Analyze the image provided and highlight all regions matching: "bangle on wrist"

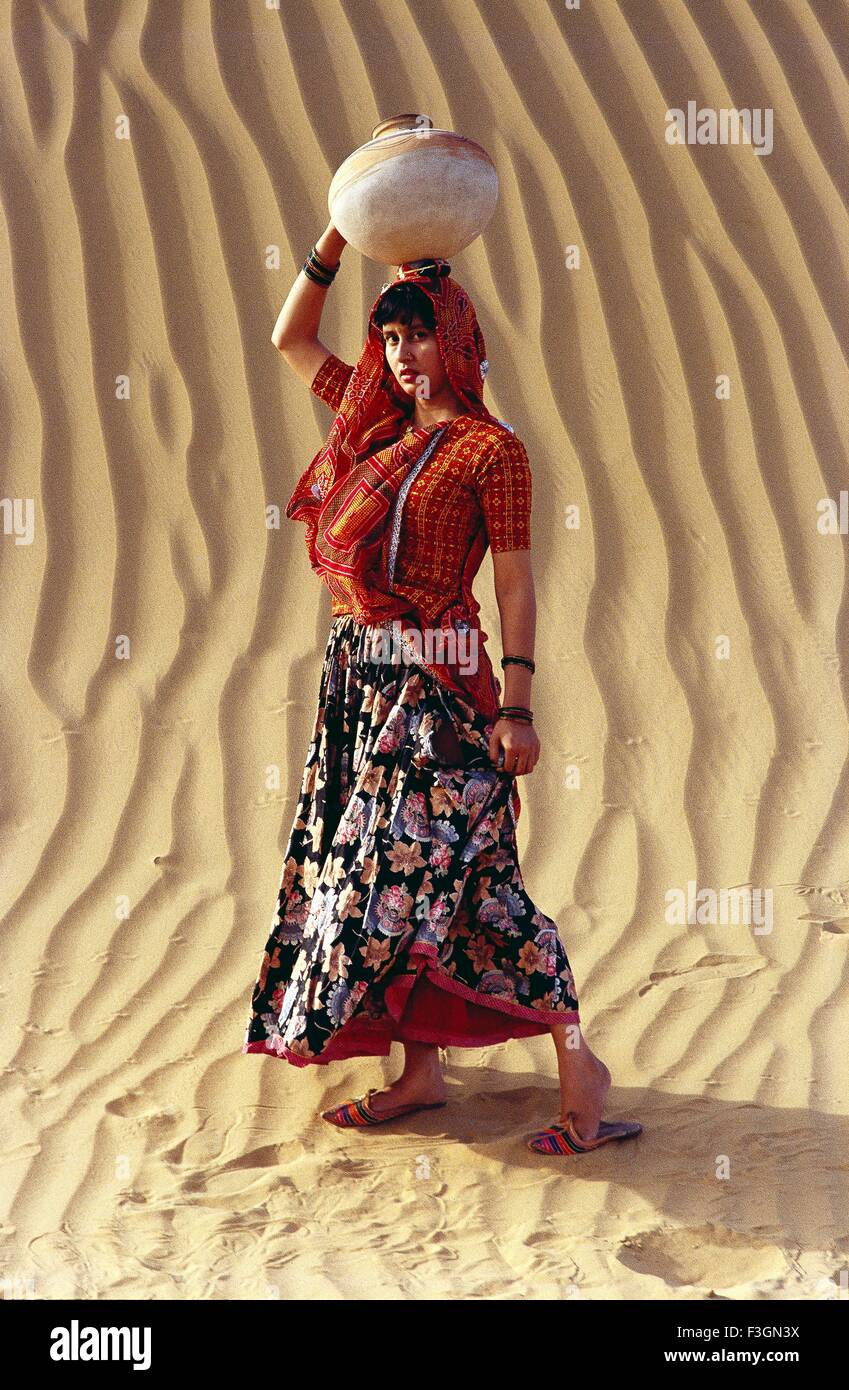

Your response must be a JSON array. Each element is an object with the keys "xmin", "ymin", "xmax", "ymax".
[
  {"xmin": 498, "ymin": 705, "xmax": 533, "ymax": 724},
  {"xmin": 500, "ymin": 654, "xmax": 535, "ymax": 674},
  {"xmin": 311, "ymin": 245, "xmax": 341, "ymax": 273},
  {"xmin": 303, "ymin": 244, "xmax": 340, "ymax": 287}
]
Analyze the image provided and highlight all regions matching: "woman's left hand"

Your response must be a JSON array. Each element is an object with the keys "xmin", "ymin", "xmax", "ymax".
[{"xmin": 488, "ymin": 718, "xmax": 540, "ymax": 776}]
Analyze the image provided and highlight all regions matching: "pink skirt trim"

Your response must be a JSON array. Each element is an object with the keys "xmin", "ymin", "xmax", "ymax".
[{"xmin": 241, "ymin": 942, "xmax": 580, "ymax": 1068}]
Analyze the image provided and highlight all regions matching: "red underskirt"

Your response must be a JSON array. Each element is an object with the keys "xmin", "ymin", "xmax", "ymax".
[{"xmin": 242, "ymin": 944, "xmax": 579, "ymax": 1068}]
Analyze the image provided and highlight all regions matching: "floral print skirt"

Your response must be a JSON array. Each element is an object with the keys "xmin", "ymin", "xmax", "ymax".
[{"xmin": 241, "ymin": 614, "xmax": 580, "ymax": 1068}]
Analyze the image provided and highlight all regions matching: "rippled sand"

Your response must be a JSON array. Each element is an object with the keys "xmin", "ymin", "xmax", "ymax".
[{"xmin": 1, "ymin": 0, "xmax": 848, "ymax": 1300}]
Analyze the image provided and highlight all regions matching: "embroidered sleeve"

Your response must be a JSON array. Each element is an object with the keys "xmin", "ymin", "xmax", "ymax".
[
  {"xmin": 474, "ymin": 433, "xmax": 532, "ymax": 551},
  {"xmin": 310, "ymin": 351, "xmax": 355, "ymax": 411}
]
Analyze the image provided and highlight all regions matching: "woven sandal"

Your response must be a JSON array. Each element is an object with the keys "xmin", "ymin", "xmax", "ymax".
[
  {"xmin": 321, "ymin": 1086, "xmax": 448, "ymax": 1128},
  {"xmin": 527, "ymin": 1114, "xmax": 642, "ymax": 1155}
]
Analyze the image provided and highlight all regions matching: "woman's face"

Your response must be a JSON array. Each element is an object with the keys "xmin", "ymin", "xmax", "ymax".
[{"xmin": 380, "ymin": 313, "xmax": 449, "ymax": 402}]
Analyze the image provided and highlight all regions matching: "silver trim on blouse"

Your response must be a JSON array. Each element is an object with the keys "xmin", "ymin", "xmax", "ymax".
[{"xmin": 386, "ymin": 424, "xmax": 449, "ymax": 589}]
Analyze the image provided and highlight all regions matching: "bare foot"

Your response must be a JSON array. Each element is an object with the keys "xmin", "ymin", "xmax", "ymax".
[
  {"xmin": 367, "ymin": 1075, "xmax": 448, "ymax": 1114},
  {"xmin": 559, "ymin": 1058, "xmax": 611, "ymax": 1141}
]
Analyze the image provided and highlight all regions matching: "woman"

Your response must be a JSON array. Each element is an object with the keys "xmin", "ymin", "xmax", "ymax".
[{"xmin": 241, "ymin": 221, "xmax": 642, "ymax": 1156}]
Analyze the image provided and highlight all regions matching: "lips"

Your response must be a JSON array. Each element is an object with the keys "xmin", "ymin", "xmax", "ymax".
[{"xmin": 400, "ymin": 369, "xmax": 417, "ymax": 379}]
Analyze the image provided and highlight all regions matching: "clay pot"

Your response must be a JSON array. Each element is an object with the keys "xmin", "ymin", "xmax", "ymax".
[{"xmin": 328, "ymin": 114, "xmax": 499, "ymax": 265}]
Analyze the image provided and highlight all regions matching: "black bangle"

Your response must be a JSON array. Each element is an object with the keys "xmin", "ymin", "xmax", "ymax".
[
  {"xmin": 309, "ymin": 245, "xmax": 341, "ymax": 274},
  {"xmin": 303, "ymin": 246, "xmax": 339, "ymax": 287},
  {"xmin": 501, "ymin": 655, "xmax": 535, "ymax": 673},
  {"xmin": 498, "ymin": 706, "xmax": 533, "ymax": 723},
  {"xmin": 303, "ymin": 262, "xmax": 333, "ymax": 287}
]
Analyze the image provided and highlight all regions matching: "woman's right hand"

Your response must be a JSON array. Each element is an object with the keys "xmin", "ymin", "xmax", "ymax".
[{"xmin": 271, "ymin": 221, "xmax": 346, "ymax": 370}]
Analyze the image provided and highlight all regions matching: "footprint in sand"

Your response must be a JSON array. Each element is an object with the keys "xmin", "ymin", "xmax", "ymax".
[{"xmin": 616, "ymin": 1222, "xmax": 790, "ymax": 1290}]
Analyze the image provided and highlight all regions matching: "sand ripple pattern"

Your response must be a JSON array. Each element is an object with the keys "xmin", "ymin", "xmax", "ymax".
[{"xmin": 0, "ymin": 0, "xmax": 847, "ymax": 1299}]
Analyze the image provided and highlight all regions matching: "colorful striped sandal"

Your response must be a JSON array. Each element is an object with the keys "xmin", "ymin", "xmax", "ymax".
[
  {"xmin": 527, "ymin": 1114, "xmax": 642, "ymax": 1155},
  {"xmin": 321, "ymin": 1086, "xmax": 448, "ymax": 1128}
]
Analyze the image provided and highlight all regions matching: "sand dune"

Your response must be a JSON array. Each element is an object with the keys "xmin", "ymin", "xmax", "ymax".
[{"xmin": 1, "ymin": 0, "xmax": 848, "ymax": 1299}]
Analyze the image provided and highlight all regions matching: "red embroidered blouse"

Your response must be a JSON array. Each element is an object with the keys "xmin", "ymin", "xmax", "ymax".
[{"xmin": 308, "ymin": 352, "xmax": 532, "ymax": 620}]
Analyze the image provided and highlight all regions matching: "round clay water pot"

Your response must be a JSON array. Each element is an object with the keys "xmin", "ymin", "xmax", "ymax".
[{"xmin": 328, "ymin": 114, "xmax": 499, "ymax": 265}]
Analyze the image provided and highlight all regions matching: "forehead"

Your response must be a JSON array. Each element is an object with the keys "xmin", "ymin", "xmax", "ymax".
[{"xmin": 380, "ymin": 313, "xmax": 430, "ymax": 332}]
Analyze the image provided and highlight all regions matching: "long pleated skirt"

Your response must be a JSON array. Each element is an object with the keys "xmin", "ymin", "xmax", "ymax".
[{"xmin": 241, "ymin": 614, "xmax": 580, "ymax": 1068}]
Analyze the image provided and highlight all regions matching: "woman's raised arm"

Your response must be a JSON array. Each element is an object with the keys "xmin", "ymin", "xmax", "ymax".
[{"xmin": 272, "ymin": 220, "xmax": 348, "ymax": 388}]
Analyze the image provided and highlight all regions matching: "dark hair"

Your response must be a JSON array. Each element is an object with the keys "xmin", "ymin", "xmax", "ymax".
[{"xmin": 373, "ymin": 282, "xmax": 436, "ymax": 330}]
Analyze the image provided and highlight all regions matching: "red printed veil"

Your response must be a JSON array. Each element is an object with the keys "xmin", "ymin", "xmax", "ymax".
[{"xmin": 285, "ymin": 259, "xmax": 506, "ymax": 722}]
